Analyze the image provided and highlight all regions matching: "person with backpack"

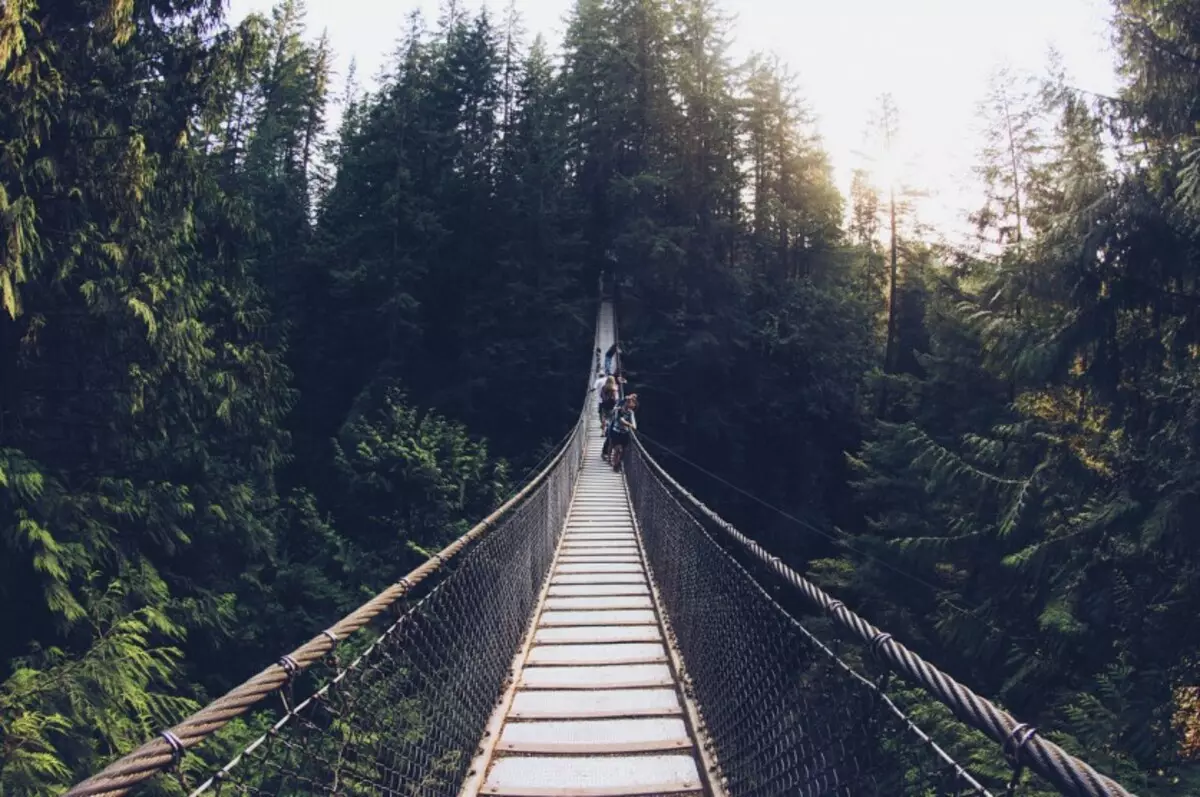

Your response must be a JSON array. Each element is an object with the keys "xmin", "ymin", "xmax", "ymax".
[
  {"xmin": 598, "ymin": 375, "xmax": 620, "ymax": 435},
  {"xmin": 606, "ymin": 393, "xmax": 638, "ymax": 472}
]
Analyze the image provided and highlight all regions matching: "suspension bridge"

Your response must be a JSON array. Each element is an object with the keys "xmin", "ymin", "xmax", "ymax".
[{"xmin": 65, "ymin": 302, "xmax": 1135, "ymax": 797}]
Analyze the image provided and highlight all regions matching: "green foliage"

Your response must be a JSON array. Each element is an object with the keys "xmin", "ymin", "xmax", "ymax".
[
  {"xmin": 330, "ymin": 380, "xmax": 509, "ymax": 594},
  {"xmin": 829, "ymin": 4, "xmax": 1200, "ymax": 788},
  {"xmin": 0, "ymin": 0, "xmax": 515, "ymax": 785},
  {"xmin": 0, "ymin": 577, "xmax": 199, "ymax": 795},
  {"xmin": 5, "ymin": 0, "xmax": 1199, "ymax": 792}
]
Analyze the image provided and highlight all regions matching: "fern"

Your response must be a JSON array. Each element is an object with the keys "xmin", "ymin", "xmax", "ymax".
[{"xmin": 0, "ymin": 577, "xmax": 198, "ymax": 795}]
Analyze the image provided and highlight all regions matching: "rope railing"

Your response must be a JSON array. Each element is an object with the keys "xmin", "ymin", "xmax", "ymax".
[
  {"xmin": 65, "ymin": 414, "xmax": 585, "ymax": 797},
  {"xmin": 65, "ymin": 289, "xmax": 1136, "ymax": 797},
  {"xmin": 626, "ymin": 433, "xmax": 1136, "ymax": 797},
  {"xmin": 65, "ymin": 313, "xmax": 604, "ymax": 797},
  {"xmin": 625, "ymin": 440, "xmax": 992, "ymax": 796}
]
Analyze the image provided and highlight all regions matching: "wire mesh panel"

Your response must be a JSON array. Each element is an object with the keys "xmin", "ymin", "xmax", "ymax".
[
  {"xmin": 187, "ymin": 417, "xmax": 587, "ymax": 797},
  {"xmin": 624, "ymin": 442, "xmax": 992, "ymax": 797}
]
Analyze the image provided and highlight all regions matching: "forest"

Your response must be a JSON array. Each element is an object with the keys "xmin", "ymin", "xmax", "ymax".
[{"xmin": 2, "ymin": 0, "xmax": 1200, "ymax": 792}]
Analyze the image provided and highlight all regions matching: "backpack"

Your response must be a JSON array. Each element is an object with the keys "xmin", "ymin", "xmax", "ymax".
[{"xmin": 609, "ymin": 407, "xmax": 631, "ymax": 435}]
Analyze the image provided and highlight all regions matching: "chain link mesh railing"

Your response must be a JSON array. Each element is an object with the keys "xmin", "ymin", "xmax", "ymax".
[
  {"xmin": 624, "ymin": 440, "xmax": 991, "ymax": 796},
  {"xmin": 625, "ymin": 435, "xmax": 1135, "ymax": 797},
  {"xmin": 222, "ymin": 425, "xmax": 583, "ymax": 793},
  {"xmin": 65, "ymin": 411, "xmax": 585, "ymax": 797},
  {"xmin": 192, "ymin": 424, "xmax": 582, "ymax": 797},
  {"xmin": 65, "ymin": 319, "xmax": 605, "ymax": 797},
  {"xmin": 66, "ymin": 295, "xmax": 1133, "ymax": 797}
]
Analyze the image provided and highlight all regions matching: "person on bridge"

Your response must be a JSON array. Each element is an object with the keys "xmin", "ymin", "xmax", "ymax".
[
  {"xmin": 599, "ymin": 376, "xmax": 628, "ymax": 459},
  {"xmin": 604, "ymin": 342, "xmax": 620, "ymax": 376},
  {"xmin": 606, "ymin": 393, "xmax": 638, "ymax": 472},
  {"xmin": 598, "ymin": 375, "xmax": 621, "ymax": 436}
]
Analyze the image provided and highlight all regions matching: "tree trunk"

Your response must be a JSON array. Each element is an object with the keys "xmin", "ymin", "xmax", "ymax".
[
  {"xmin": 879, "ymin": 184, "xmax": 899, "ymax": 416},
  {"xmin": 884, "ymin": 184, "xmax": 899, "ymax": 374}
]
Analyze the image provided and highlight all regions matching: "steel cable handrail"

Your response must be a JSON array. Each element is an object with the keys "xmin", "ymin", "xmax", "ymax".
[
  {"xmin": 66, "ymin": 303, "xmax": 607, "ymax": 797},
  {"xmin": 65, "ymin": 422, "xmax": 583, "ymax": 797},
  {"xmin": 630, "ymin": 433, "xmax": 1136, "ymax": 797}
]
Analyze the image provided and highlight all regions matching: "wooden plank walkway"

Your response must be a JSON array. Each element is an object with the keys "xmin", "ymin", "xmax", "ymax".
[{"xmin": 462, "ymin": 306, "xmax": 712, "ymax": 797}]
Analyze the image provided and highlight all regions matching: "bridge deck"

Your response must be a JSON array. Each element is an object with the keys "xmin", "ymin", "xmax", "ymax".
[{"xmin": 464, "ymin": 310, "xmax": 710, "ymax": 797}]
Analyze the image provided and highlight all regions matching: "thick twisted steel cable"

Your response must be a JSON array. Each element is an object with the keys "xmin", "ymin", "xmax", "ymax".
[
  {"xmin": 68, "ymin": 296, "xmax": 610, "ymax": 797},
  {"xmin": 67, "ymin": 391, "xmax": 602, "ymax": 797},
  {"xmin": 625, "ymin": 449, "xmax": 992, "ymax": 795},
  {"xmin": 629, "ymin": 433, "xmax": 1136, "ymax": 797},
  {"xmin": 65, "ymin": 423, "xmax": 581, "ymax": 797}
]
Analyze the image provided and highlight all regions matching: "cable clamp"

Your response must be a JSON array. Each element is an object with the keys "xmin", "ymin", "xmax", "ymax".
[
  {"xmin": 321, "ymin": 629, "xmax": 340, "ymax": 646},
  {"xmin": 278, "ymin": 654, "xmax": 300, "ymax": 679},
  {"xmin": 1002, "ymin": 722, "xmax": 1038, "ymax": 794},
  {"xmin": 277, "ymin": 654, "xmax": 300, "ymax": 714},
  {"xmin": 1003, "ymin": 723, "xmax": 1037, "ymax": 766},
  {"xmin": 160, "ymin": 730, "xmax": 185, "ymax": 766},
  {"xmin": 826, "ymin": 599, "xmax": 845, "ymax": 614},
  {"xmin": 869, "ymin": 632, "xmax": 893, "ymax": 660}
]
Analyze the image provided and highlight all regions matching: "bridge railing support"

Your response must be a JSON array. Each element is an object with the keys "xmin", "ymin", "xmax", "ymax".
[
  {"xmin": 625, "ymin": 438, "xmax": 992, "ymax": 796},
  {"xmin": 65, "ymin": 306, "xmax": 610, "ymax": 797},
  {"xmin": 625, "ymin": 434, "xmax": 1137, "ymax": 797}
]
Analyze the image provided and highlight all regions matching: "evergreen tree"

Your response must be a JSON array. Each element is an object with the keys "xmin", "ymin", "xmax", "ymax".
[
  {"xmin": 836, "ymin": 6, "xmax": 1200, "ymax": 787},
  {"xmin": 848, "ymin": 167, "xmax": 885, "ymax": 294},
  {"xmin": 971, "ymin": 64, "xmax": 1043, "ymax": 259},
  {"xmin": 0, "ymin": 0, "xmax": 295, "ymax": 786},
  {"xmin": 851, "ymin": 94, "xmax": 929, "ymax": 415},
  {"xmin": 0, "ymin": 0, "xmax": 518, "ymax": 786},
  {"xmin": 9, "ymin": 0, "xmax": 1200, "ymax": 790},
  {"xmin": 866, "ymin": 93, "xmax": 904, "ymax": 382}
]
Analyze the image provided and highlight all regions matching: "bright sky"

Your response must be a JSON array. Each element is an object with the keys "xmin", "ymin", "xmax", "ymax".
[{"xmin": 225, "ymin": 0, "xmax": 1120, "ymax": 240}]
